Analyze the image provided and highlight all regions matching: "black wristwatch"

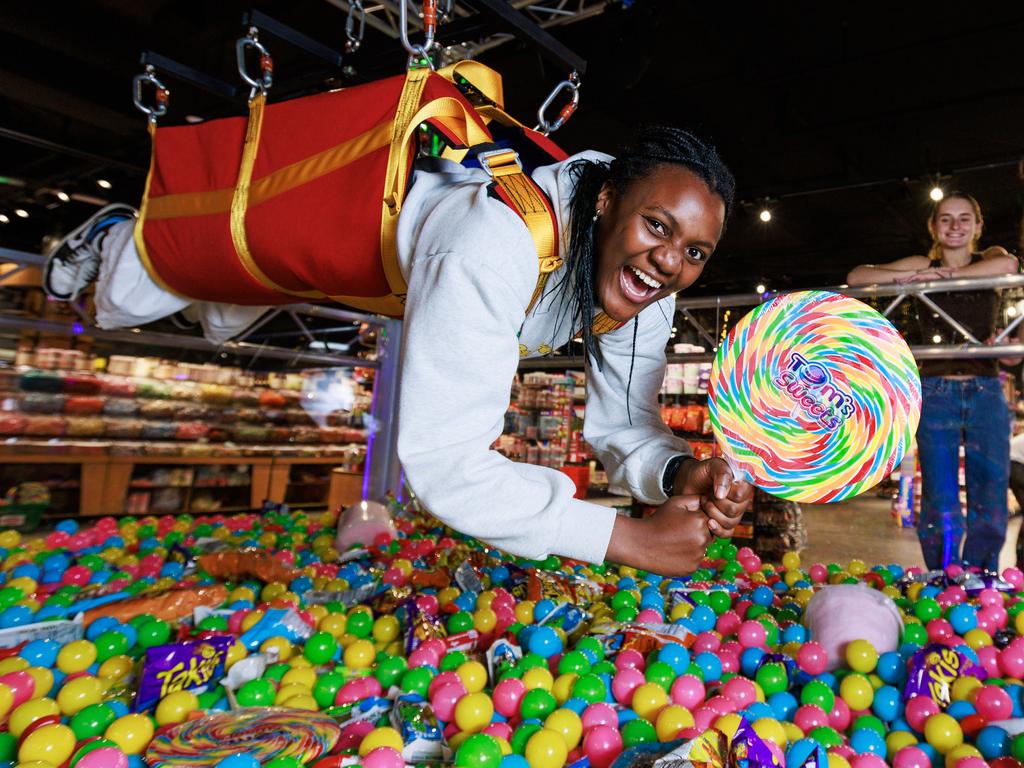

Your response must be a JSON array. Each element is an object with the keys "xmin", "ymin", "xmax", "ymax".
[{"xmin": 662, "ymin": 454, "xmax": 688, "ymax": 497}]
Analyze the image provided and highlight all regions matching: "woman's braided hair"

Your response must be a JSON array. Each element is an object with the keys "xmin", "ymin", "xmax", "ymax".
[{"xmin": 563, "ymin": 126, "xmax": 735, "ymax": 367}]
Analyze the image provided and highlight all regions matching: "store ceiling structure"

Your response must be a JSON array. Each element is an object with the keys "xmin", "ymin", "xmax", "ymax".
[{"xmin": 1, "ymin": 0, "xmax": 1022, "ymax": 301}]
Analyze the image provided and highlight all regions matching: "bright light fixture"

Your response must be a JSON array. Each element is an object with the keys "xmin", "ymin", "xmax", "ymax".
[
  {"xmin": 96, "ymin": 179, "xmax": 112, "ymax": 190},
  {"xmin": 56, "ymin": 191, "xmax": 70, "ymax": 202},
  {"xmin": 932, "ymin": 334, "xmax": 942, "ymax": 344},
  {"xmin": 1009, "ymin": 305, "xmax": 1019, "ymax": 318},
  {"xmin": 14, "ymin": 208, "xmax": 28, "ymax": 219},
  {"xmin": 929, "ymin": 186, "xmax": 944, "ymax": 202},
  {"xmin": 758, "ymin": 209, "xmax": 772, "ymax": 222},
  {"xmin": 756, "ymin": 284, "xmax": 766, "ymax": 294}
]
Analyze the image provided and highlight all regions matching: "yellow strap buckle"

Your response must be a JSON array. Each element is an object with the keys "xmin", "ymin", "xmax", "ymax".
[{"xmin": 476, "ymin": 148, "xmax": 523, "ymax": 178}]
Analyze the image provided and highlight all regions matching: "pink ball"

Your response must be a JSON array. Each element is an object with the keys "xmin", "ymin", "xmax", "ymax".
[
  {"xmin": 905, "ymin": 696, "xmax": 940, "ymax": 731},
  {"xmin": 74, "ymin": 748, "xmax": 128, "ymax": 768},
  {"xmin": 615, "ymin": 649, "xmax": 645, "ymax": 671},
  {"xmin": 431, "ymin": 682, "xmax": 467, "ymax": 722},
  {"xmin": 227, "ymin": 610, "xmax": 248, "ymax": 634},
  {"xmin": 0, "ymin": 670, "xmax": 35, "ymax": 707},
  {"xmin": 893, "ymin": 746, "xmax": 932, "ymax": 768},
  {"xmin": 582, "ymin": 703, "xmax": 618, "ymax": 731},
  {"xmin": 705, "ymin": 695, "xmax": 738, "ymax": 715},
  {"xmin": 977, "ymin": 646, "xmax": 1001, "ymax": 678},
  {"xmin": 1003, "ymin": 567, "xmax": 1024, "ymax": 589},
  {"xmin": 828, "ymin": 697, "xmax": 851, "ymax": 732},
  {"xmin": 337, "ymin": 679, "xmax": 371, "ymax": 704},
  {"xmin": 797, "ymin": 642, "xmax": 829, "ymax": 675},
  {"xmin": 693, "ymin": 632, "xmax": 721, "ymax": 654},
  {"xmin": 737, "ymin": 620, "xmax": 766, "ymax": 649},
  {"xmin": 956, "ymin": 758, "xmax": 990, "ymax": 768},
  {"xmin": 831, "ymin": 746, "xmax": 856, "ymax": 760},
  {"xmin": 583, "ymin": 725, "xmax": 623, "ymax": 768},
  {"xmin": 337, "ymin": 720, "xmax": 375, "ymax": 751},
  {"xmin": 483, "ymin": 722, "xmax": 513, "ymax": 741},
  {"xmin": 363, "ymin": 747, "xmax": 405, "ymax": 768},
  {"xmin": 415, "ymin": 594, "xmax": 440, "ymax": 615},
  {"xmin": 670, "ymin": 674, "xmax": 705, "ymax": 709},
  {"xmin": 809, "ymin": 564, "xmax": 829, "ymax": 583},
  {"xmin": 428, "ymin": 671, "xmax": 463, "ymax": 699},
  {"xmin": 794, "ymin": 705, "xmax": 828, "ymax": 733},
  {"xmin": 737, "ymin": 547, "xmax": 756, "ymax": 560},
  {"xmin": 946, "ymin": 564, "xmax": 964, "ymax": 578},
  {"xmin": 718, "ymin": 648, "xmax": 740, "ymax": 674},
  {"xmin": 978, "ymin": 588, "xmax": 1003, "ymax": 608},
  {"xmin": 716, "ymin": 611, "xmax": 742, "ymax": 637},
  {"xmin": 61, "ymin": 565, "xmax": 91, "ymax": 586},
  {"xmin": 45, "ymin": 530, "xmax": 70, "ymax": 549},
  {"xmin": 692, "ymin": 707, "xmax": 717, "ymax": 731},
  {"xmin": 850, "ymin": 755, "xmax": 888, "ymax": 768},
  {"xmin": 927, "ymin": 619, "xmax": 955, "ymax": 642},
  {"xmin": 611, "ymin": 668, "xmax": 645, "ymax": 706},
  {"xmin": 741, "ymin": 555, "xmax": 762, "ymax": 574},
  {"xmin": 491, "ymin": 590, "xmax": 515, "ymax": 611},
  {"xmin": 1000, "ymin": 644, "xmax": 1024, "ymax": 678},
  {"xmin": 408, "ymin": 646, "xmax": 440, "ymax": 669},
  {"xmin": 635, "ymin": 608, "xmax": 663, "ymax": 624},
  {"xmin": 382, "ymin": 567, "xmax": 406, "ymax": 587},
  {"xmin": 975, "ymin": 685, "xmax": 1013, "ymax": 721},
  {"xmin": 493, "ymin": 678, "xmax": 526, "ymax": 719},
  {"xmin": 721, "ymin": 677, "xmax": 757, "ymax": 707}
]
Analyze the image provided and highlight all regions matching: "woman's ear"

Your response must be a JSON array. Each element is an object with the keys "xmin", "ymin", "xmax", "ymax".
[{"xmin": 596, "ymin": 182, "xmax": 614, "ymax": 216}]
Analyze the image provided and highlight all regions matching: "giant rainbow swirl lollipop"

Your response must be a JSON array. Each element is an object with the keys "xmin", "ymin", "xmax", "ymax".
[{"xmin": 709, "ymin": 290, "xmax": 921, "ymax": 503}]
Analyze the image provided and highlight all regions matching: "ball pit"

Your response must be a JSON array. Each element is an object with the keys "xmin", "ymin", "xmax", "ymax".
[{"xmin": 0, "ymin": 507, "xmax": 1021, "ymax": 768}]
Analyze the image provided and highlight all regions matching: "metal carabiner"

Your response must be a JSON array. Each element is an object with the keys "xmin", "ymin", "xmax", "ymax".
[
  {"xmin": 236, "ymin": 27, "xmax": 274, "ymax": 100},
  {"xmin": 436, "ymin": 0, "xmax": 454, "ymax": 24},
  {"xmin": 345, "ymin": 0, "xmax": 366, "ymax": 53},
  {"xmin": 399, "ymin": 0, "xmax": 437, "ymax": 70},
  {"xmin": 535, "ymin": 72, "xmax": 581, "ymax": 136},
  {"xmin": 132, "ymin": 65, "xmax": 170, "ymax": 124}
]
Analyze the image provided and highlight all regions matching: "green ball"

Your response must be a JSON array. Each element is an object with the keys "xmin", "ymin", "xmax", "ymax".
[
  {"xmin": 575, "ymin": 636, "xmax": 604, "ymax": 661},
  {"xmin": 685, "ymin": 662, "xmax": 705, "ymax": 682},
  {"xmin": 705, "ymin": 541, "xmax": 724, "ymax": 560},
  {"xmin": 592, "ymin": 660, "xmax": 617, "ymax": 677},
  {"xmin": 346, "ymin": 611, "xmax": 373, "ymax": 638},
  {"xmin": 314, "ymin": 670, "xmax": 347, "ymax": 708},
  {"xmin": 572, "ymin": 673, "xmax": 607, "ymax": 704},
  {"xmin": 755, "ymin": 662, "xmax": 788, "ymax": 695},
  {"xmin": 136, "ymin": 619, "xmax": 171, "ymax": 649},
  {"xmin": 746, "ymin": 605, "xmax": 768, "ymax": 620},
  {"xmin": 1012, "ymin": 733, "xmax": 1024, "ymax": 762},
  {"xmin": 800, "ymin": 680, "xmax": 835, "ymax": 712},
  {"xmin": 70, "ymin": 703, "xmax": 116, "ymax": 740},
  {"xmin": 558, "ymin": 650, "xmax": 592, "ymax": 676},
  {"xmin": 645, "ymin": 661, "xmax": 676, "ymax": 692},
  {"xmin": 0, "ymin": 731, "xmax": 13, "ymax": 761},
  {"xmin": 375, "ymin": 655, "xmax": 408, "ymax": 688},
  {"xmin": 614, "ymin": 606, "xmax": 639, "ymax": 622},
  {"xmin": 440, "ymin": 650, "xmax": 468, "ymax": 671},
  {"xmin": 511, "ymin": 722, "xmax": 543, "ymax": 755},
  {"xmin": 707, "ymin": 591, "xmax": 732, "ymax": 615},
  {"xmin": 758, "ymin": 618, "xmax": 780, "ymax": 647},
  {"xmin": 265, "ymin": 758, "xmax": 304, "ymax": 768},
  {"xmin": 237, "ymin": 678, "xmax": 276, "ymax": 706},
  {"xmin": 304, "ymin": 631, "xmax": 338, "ymax": 665},
  {"xmin": 690, "ymin": 591, "xmax": 710, "ymax": 606},
  {"xmin": 447, "ymin": 611, "xmax": 474, "ymax": 633},
  {"xmin": 518, "ymin": 653, "xmax": 548, "ymax": 673},
  {"xmin": 902, "ymin": 623, "xmax": 928, "ymax": 647},
  {"xmin": 456, "ymin": 733, "xmax": 503, "ymax": 768},
  {"xmin": 129, "ymin": 613, "xmax": 158, "ymax": 630},
  {"xmin": 401, "ymin": 666, "xmax": 434, "ymax": 696},
  {"xmin": 720, "ymin": 543, "xmax": 739, "ymax": 561},
  {"xmin": 610, "ymin": 591, "xmax": 638, "ymax": 611},
  {"xmin": 808, "ymin": 726, "xmax": 843, "ymax": 749},
  {"xmin": 95, "ymin": 630, "xmax": 130, "ymax": 662},
  {"xmin": 853, "ymin": 715, "xmax": 887, "ymax": 740},
  {"xmin": 519, "ymin": 688, "xmax": 556, "ymax": 720},
  {"xmin": 622, "ymin": 718, "xmax": 657, "ymax": 747},
  {"xmin": 913, "ymin": 597, "xmax": 941, "ymax": 622},
  {"xmin": 264, "ymin": 663, "xmax": 290, "ymax": 682},
  {"xmin": 197, "ymin": 687, "xmax": 226, "ymax": 710},
  {"xmin": 197, "ymin": 615, "xmax": 229, "ymax": 632}
]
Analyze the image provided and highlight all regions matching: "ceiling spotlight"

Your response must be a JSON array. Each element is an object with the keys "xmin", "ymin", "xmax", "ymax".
[
  {"xmin": 758, "ymin": 209, "xmax": 772, "ymax": 222},
  {"xmin": 0, "ymin": 214, "xmax": 8, "ymax": 224},
  {"xmin": 929, "ymin": 186, "xmax": 944, "ymax": 202},
  {"xmin": 1009, "ymin": 305, "xmax": 1019, "ymax": 318},
  {"xmin": 756, "ymin": 284, "xmax": 767, "ymax": 294},
  {"xmin": 14, "ymin": 208, "xmax": 28, "ymax": 219},
  {"xmin": 55, "ymin": 191, "xmax": 70, "ymax": 202},
  {"xmin": 96, "ymin": 179, "xmax": 112, "ymax": 190},
  {"xmin": 932, "ymin": 334, "xmax": 942, "ymax": 344}
]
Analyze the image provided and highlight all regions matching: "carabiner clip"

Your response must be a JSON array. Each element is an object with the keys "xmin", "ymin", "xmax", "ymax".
[
  {"xmin": 535, "ymin": 72, "xmax": 581, "ymax": 136},
  {"xmin": 132, "ymin": 65, "xmax": 170, "ymax": 124},
  {"xmin": 399, "ymin": 0, "xmax": 437, "ymax": 70},
  {"xmin": 236, "ymin": 27, "xmax": 274, "ymax": 100},
  {"xmin": 345, "ymin": 0, "xmax": 366, "ymax": 53}
]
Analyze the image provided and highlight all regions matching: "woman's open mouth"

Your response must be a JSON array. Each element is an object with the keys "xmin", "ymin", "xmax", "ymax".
[{"xmin": 619, "ymin": 265, "xmax": 663, "ymax": 303}]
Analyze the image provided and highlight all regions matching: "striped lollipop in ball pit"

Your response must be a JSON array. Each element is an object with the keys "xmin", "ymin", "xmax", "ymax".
[{"xmin": 709, "ymin": 290, "xmax": 921, "ymax": 503}]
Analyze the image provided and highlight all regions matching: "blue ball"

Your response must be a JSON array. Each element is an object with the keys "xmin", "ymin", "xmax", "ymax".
[
  {"xmin": 744, "ymin": 702, "xmax": 776, "ymax": 721},
  {"xmin": 768, "ymin": 691, "xmax": 799, "ymax": 721},
  {"xmin": 657, "ymin": 643, "xmax": 690, "ymax": 675},
  {"xmin": 11, "ymin": 564, "xmax": 40, "ymax": 581},
  {"xmin": 490, "ymin": 566, "xmax": 509, "ymax": 585},
  {"xmin": 116, "ymin": 623, "xmax": 137, "ymax": 650},
  {"xmin": 0, "ymin": 605, "xmax": 33, "ymax": 628},
  {"xmin": 617, "ymin": 577, "xmax": 638, "ymax": 591},
  {"xmin": 617, "ymin": 707, "xmax": 638, "ymax": 726},
  {"xmin": 876, "ymin": 651, "xmax": 906, "ymax": 685},
  {"xmin": 741, "ymin": 647, "xmax": 766, "ymax": 677},
  {"xmin": 752, "ymin": 585, "xmax": 775, "ymax": 607},
  {"xmin": 781, "ymin": 624, "xmax": 807, "ymax": 644},
  {"xmin": 55, "ymin": 519, "xmax": 79, "ymax": 534},
  {"xmin": 786, "ymin": 739, "xmax": 828, "ymax": 768},
  {"xmin": 87, "ymin": 616, "xmax": 120, "ymax": 640},
  {"xmin": 694, "ymin": 651, "xmax": 722, "ymax": 682},
  {"xmin": 947, "ymin": 604, "xmax": 978, "ymax": 634},
  {"xmin": 20, "ymin": 638, "xmax": 60, "ymax": 668},
  {"xmin": 215, "ymin": 757, "xmax": 261, "ymax": 768},
  {"xmin": 975, "ymin": 725, "xmax": 1010, "ymax": 759},
  {"xmin": 108, "ymin": 699, "xmax": 130, "ymax": 717},
  {"xmin": 849, "ymin": 728, "xmax": 886, "ymax": 757},
  {"xmin": 689, "ymin": 605, "xmax": 716, "ymax": 633},
  {"xmin": 946, "ymin": 700, "xmax": 975, "ymax": 719},
  {"xmin": 501, "ymin": 755, "xmax": 531, "ymax": 768},
  {"xmin": 561, "ymin": 697, "xmax": 588, "ymax": 715},
  {"xmin": 915, "ymin": 742, "xmax": 940, "ymax": 766},
  {"xmin": 533, "ymin": 599, "xmax": 556, "ymax": 622},
  {"xmin": 1006, "ymin": 684, "xmax": 1024, "ymax": 717},
  {"xmin": 872, "ymin": 685, "xmax": 902, "ymax": 722},
  {"xmin": 526, "ymin": 626, "xmax": 562, "ymax": 658}
]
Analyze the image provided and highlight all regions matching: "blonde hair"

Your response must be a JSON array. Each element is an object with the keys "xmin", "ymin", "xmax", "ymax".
[{"xmin": 926, "ymin": 191, "xmax": 984, "ymax": 262}]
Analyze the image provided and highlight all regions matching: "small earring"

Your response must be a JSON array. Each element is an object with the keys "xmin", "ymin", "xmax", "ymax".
[{"xmin": 592, "ymin": 209, "xmax": 602, "ymax": 223}]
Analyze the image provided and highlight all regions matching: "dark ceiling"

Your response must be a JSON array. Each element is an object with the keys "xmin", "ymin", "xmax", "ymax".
[{"xmin": 1, "ymin": 0, "xmax": 1023, "ymax": 299}]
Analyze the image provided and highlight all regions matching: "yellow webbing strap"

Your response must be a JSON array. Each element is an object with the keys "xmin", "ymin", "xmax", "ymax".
[{"xmin": 134, "ymin": 121, "xmax": 186, "ymax": 297}]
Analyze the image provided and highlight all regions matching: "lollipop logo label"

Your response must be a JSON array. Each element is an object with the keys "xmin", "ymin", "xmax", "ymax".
[{"xmin": 773, "ymin": 352, "xmax": 855, "ymax": 430}]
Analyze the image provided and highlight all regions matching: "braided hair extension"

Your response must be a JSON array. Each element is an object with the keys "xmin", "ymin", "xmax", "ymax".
[{"xmin": 562, "ymin": 126, "xmax": 736, "ymax": 369}]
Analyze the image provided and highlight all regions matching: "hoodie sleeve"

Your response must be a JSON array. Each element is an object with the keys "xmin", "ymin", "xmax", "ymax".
[{"xmin": 397, "ymin": 187, "xmax": 618, "ymax": 563}]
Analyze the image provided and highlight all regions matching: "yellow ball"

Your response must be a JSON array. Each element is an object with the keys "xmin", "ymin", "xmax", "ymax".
[
  {"xmin": 782, "ymin": 722, "xmax": 805, "ymax": 744},
  {"xmin": 631, "ymin": 682, "xmax": 669, "ymax": 721},
  {"xmin": 845, "ymin": 639, "xmax": 879, "ymax": 674},
  {"xmin": 0, "ymin": 529, "xmax": 21, "ymax": 548},
  {"xmin": 17, "ymin": 723, "xmax": 75, "ymax": 765},
  {"xmin": 284, "ymin": 694, "xmax": 319, "ymax": 711},
  {"xmin": 319, "ymin": 613, "xmax": 347, "ymax": 637},
  {"xmin": 1015, "ymin": 610, "xmax": 1024, "ymax": 636},
  {"xmin": 8, "ymin": 577, "xmax": 37, "ymax": 596},
  {"xmin": 752, "ymin": 717, "xmax": 787, "ymax": 748},
  {"xmin": 457, "ymin": 661, "xmax": 488, "ymax": 694},
  {"xmin": 670, "ymin": 603, "xmax": 692, "ymax": 621},
  {"xmin": 57, "ymin": 675, "xmax": 103, "ymax": 716},
  {"xmin": 473, "ymin": 608, "xmax": 498, "ymax": 633},
  {"xmin": 0, "ymin": 657, "xmax": 29, "ymax": 675},
  {"xmin": 240, "ymin": 611, "xmax": 265, "ymax": 633},
  {"xmin": 282, "ymin": 667, "xmax": 318, "ymax": 688},
  {"xmin": 783, "ymin": 571, "xmax": 802, "ymax": 588},
  {"xmin": 343, "ymin": 639, "xmax": 376, "ymax": 669},
  {"xmin": 23, "ymin": 667, "xmax": 53, "ymax": 699},
  {"xmin": 655, "ymin": 705, "xmax": 694, "ymax": 742},
  {"xmin": 438, "ymin": 587, "xmax": 460, "ymax": 607},
  {"xmin": 522, "ymin": 667, "xmax": 554, "ymax": 693},
  {"xmin": 525, "ymin": 728, "xmax": 568, "ymax": 768},
  {"xmin": 477, "ymin": 591, "xmax": 496, "ymax": 609},
  {"xmin": 8, "ymin": 697, "xmax": 60, "ymax": 738},
  {"xmin": 359, "ymin": 727, "xmax": 405, "ymax": 756},
  {"xmin": 714, "ymin": 713, "xmax": 744, "ymax": 744},
  {"xmin": 944, "ymin": 744, "xmax": 982, "ymax": 768},
  {"xmin": 105, "ymin": 713, "xmax": 155, "ymax": 755},
  {"xmin": 230, "ymin": 586, "xmax": 256, "ymax": 603},
  {"xmin": 781, "ymin": 551, "xmax": 801, "ymax": 570},
  {"xmin": 454, "ymin": 692, "xmax": 494, "ymax": 734},
  {"xmin": 56, "ymin": 640, "xmax": 96, "ymax": 674},
  {"xmin": 307, "ymin": 605, "xmax": 328, "ymax": 624},
  {"xmin": 0, "ymin": 682, "xmax": 13, "ymax": 719},
  {"xmin": 886, "ymin": 730, "xmax": 919, "ymax": 759},
  {"xmin": 923, "ymin": 713, "xmax": 963, "ymax": 754},
  {"xmin": 275, "ymin": 684, "xmax": 312, "ymax": 705},
  {"xmin": 951, "ymin": 675, "xmax": 983, "ymax": 702},
  {"xmin": 155, "ymin": 690, "xmax": 199, "ymax": 726},
  {"xmin": 515, "ymin": 601, "xmax": 536, "ymax": 625},
  {"xmin": 828, "ymin": 751, "xmax": 852, "ymax": 768},
  {"xmin": 373, "ymin": 615, "xmax": 401, "ymax": 644},
  {"xmin": 225, "ymin": 641, "xmax": 248, "ymax": 669},
  {"xmin": 839, "ymin": 673, "xmax": 874, "ymax": 711},
  {"xmin": 964, "ymin": 629, "xmax": 993, "ymax": 649},
  {"xmin": 848, "ymin": 559, "xmax": 867, "ymax": 576},
  {"xmin": 546, "ymin": 708, "xmax": 583, "ymax": 749},
  {"xmin": 552, "ymin": 673, "xmax": 578, "ymax": 705},
  {"xmin": 98, "ymin": 656, "xmax": 133, "ymax": 682},
  {"xmin": 260, "ymin": 636, "xmax": 293, "ymax": 661}
]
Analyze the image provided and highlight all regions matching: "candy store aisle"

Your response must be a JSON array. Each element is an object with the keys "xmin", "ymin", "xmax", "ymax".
[{"xmin": 800, "ymin": 493, "xmax": 1021, "ymax": 571}]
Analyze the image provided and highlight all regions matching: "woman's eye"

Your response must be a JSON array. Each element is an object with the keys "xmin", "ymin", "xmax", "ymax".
[
  {"xmin": 686, "ymin": 247, "xmax": 707, "ymax": 262},
  {"xmin": 645, "ymin": 217, "xmax": 667, "ymax": 236}
]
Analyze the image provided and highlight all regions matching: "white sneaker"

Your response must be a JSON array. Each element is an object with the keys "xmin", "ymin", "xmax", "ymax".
[{"xmin": 43, "ymin": 204, "xmax": 138, "ymax": 301}]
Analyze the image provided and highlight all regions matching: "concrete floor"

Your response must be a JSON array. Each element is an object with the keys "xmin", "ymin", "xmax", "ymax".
[{"xmin": 800, "ymin": 494, "xmax": 1021, "ymax": 570}]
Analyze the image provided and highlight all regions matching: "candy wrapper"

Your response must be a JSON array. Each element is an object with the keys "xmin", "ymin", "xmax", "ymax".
[
  {"xmin": 403, "ymin": 600, "xmax": 447, "ymax": 655},
  {"xmin": 390, "ymin": 694, "xmax": 449, "ymax": 762},
  {"xmin": 303, "ymin": 581, "xmax": 381, "ymax": 608},
  {"xmin": 135, "ymin": 635, "xmax": 233, "ymax": 712},
  {"xmin": 537, "ymin": 601, "xmax": 590, "ymax": 638},
  {"xmin": 238, "ymin": 608, "xmax": 313, "ymax": 651},
  {"xmin": 955, "ymin": 571, "xmax": 1015, "ymax": 597},
  {"xmin": 83, "ymin": 584, "xmax": 228, "ymax": 627},
  {"xmin": 454, "ymin": 560, "xmax": 485, "ymax": 595},
  {"xmin": 613, "ymin": 718, "xmax": 781, "ymax": 768},
  {"xmin": 197, "ymin": 549, "xmax": 295, "ymax": 584},
  {"xmin": 486, "ymin": 636, "xmax": 523, "ymax": 683},
  {"xmin": 904, "ymin": 643, "xmax": 986, "ymax": 706},
  {"xmin": 590, "ymin": 619, "xmax": 695, "ymax": 656}
]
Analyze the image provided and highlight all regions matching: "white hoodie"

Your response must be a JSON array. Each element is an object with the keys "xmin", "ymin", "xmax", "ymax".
[{"xmin": 394, "ymin": 151, "xmax": 692, "ymax": 563}]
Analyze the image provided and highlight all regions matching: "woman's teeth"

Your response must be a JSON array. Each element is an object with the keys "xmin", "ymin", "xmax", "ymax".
[{"xmin": 630, "ymin": 266, "xmax": 662, "ymax": 289}]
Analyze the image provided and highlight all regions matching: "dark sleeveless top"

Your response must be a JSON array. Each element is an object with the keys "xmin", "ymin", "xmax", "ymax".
[{"xmin": 916, "ymin": 253, "xmax": 999, "ymax": 378}]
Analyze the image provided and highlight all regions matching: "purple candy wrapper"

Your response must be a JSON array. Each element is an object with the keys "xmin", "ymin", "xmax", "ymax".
[
  {"xmin": 903, "ymin": 643, "xmax": 986, "ymax": 706},
  {"xmin": 134, "ymin": 635, "xmax": 233, "ymax": 712},
  {"xmin": 731, "ymin": 718, "xmax": 782, "ymax": 768}
]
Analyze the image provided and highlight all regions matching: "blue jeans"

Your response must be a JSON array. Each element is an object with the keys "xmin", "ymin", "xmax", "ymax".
[{"xmin": 917, "ymin": 376, "xmax": 1010, "ymax": 571}]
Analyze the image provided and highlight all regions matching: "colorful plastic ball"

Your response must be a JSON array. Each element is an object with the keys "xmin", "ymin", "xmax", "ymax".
[
  {"xmin": 583, "ymin": 725, "xmax": 623, "ymax": 768},
  {"xmin": 359, "ymin": 727, "xmax": 404, "ymax": 757},
  {"xmin": 155, "ymin": 690, "xmax": 199, "ymax": 726},
  {"xmin": 545, "ymin": 708, "xmax": 583, "ymax": 750},
  {"xmin": 846, "ymin": 640, "xmax": 879, "ymax": 673},
  {"xmin": 839, "ymin": 673, "xmax": 874, "ymax": 711},
  {"xmin": 57, "ymin": 674, "xmax": 103, "ymax": 715},
  {"xmin": 524, "ymin": 728, "xmax": 568, "ymax": 768},
  {"xmin": 216, "ymin": 756, "xmax": 263, "ymax": 768},
  {"xmin": 621, "ymin": 718, "xmax": 657, "ymax": 747},
  {"xmin": 976, "ymin": 725, "xmax": 1010, "ymax": 760},
  {"xmin": 924, "ymin": 713, "xmax": 963, "ymax": 754},
  {"xmin": 975, "ymin": 685, "xmax": 1014, "ymax": 721},
  {"xmin": 786, "ymin": 740, "xmax": 828, "ymax": 768},
  {"xmin": 456, "ymin": 692, "xmax": 495, "ymax": 733},
  {"xmin": 494, "ymin": 678, "xmax": 527, "ymax": 717},
  {"xmin": 0, "ymin": 670, "xmax": 35, "ymax": 707},
  {"xmin": 56, "ymin": 640, "xmax": 96, "ymax": 674},
  {"xmin": 756, "ymin": 663, "xmax": 788, "ymax": 696},
  {"xmin": 871, "ymin": 685, "xmax": 901, "ymax": 722},
  {"xmin": 74, "ymin": 746, "xmax": 130, "ymax": 768},
  {"xmin": 456, "ymin": 734, "xmax": 504, "ymax": 768},
  {"xmin": 19, "ymin": 640, "xmax": 59, "ymax": 669},
  {"xmin": 8, "ymin": 697, "xmax": 59, "ymax": 737},
  {"xmin": 18, "ymin": 722, "xmax": 76, "ymax": 765},
  {"xmin": 237, "ymin": 678, "xmax": 276, "ymax": 707},
  {"xmin": 850, "ymin": 729, "xmax": 887, "ymax": 757},
  {"xmin": 304, "ymin": 631, "xmax": 338, "ymax": 665},
  {"xmin": 71, "ymin": 702, "xmax": 117, "ymax": 740},
  {"xmin": 669, "ymin": 674, "xmax": 704, "ymax": 709},
  {"xmin": 104, "ymin": 713, "xmax": 155, "ymax": 755},
  {"xmin": 520, "ymin": 689, "xmax": 557, "ymax": 721},
  {"xmin": 905, "ymin": 696, "xmax": 941, "ymax": 732},
  {"xmin": 801, "ymin": 680, "xmax": 835, "ymax": 712}
]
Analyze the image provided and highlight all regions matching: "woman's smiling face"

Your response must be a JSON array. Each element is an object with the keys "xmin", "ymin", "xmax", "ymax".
[{"xmin": 593, "ymin": 164, "xmax": 726, "ymax": 323}]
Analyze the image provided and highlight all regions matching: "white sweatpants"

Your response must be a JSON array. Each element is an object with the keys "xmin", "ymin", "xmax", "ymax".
[{"xmin": 95, "ymin": 222, "xmax": 270, "ymax": 345}]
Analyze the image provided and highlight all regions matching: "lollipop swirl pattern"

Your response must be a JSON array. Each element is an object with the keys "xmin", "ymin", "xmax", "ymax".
[
  {"xmin": 145, "ymin": 707, "xmax": 341, "ymax": 766},
  {"xmin": 709, "ymin": 290, "xmax": 921, "ymax": 503}
]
